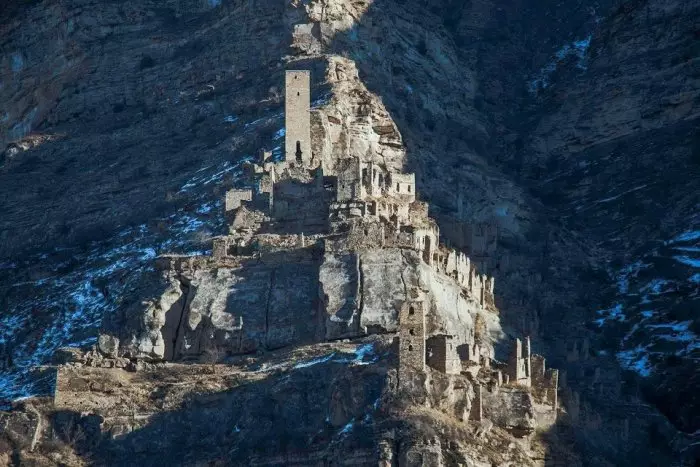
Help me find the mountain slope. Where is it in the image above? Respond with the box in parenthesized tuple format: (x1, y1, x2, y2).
(1, 0, 698, 465)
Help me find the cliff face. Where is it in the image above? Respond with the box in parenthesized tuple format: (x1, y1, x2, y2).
(1, 0, 698, 465)
(523, 0, 700, 435)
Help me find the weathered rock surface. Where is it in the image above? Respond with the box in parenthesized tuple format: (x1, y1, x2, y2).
(2, 341, 388, 466)
(482, 386, 536, 437)
(0, 0, 698, 465)
(319, 251, 361, 338)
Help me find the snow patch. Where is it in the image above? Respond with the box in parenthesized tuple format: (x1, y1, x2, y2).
(595, 184, 648, 204)
(351, 343, 378, 365)
(617, 346, 652, 377)
(672, 246, 700, 253)
(616, 261, 647, 294)
(294, 353, 335, 369)
(196, 202, 216, 214)
(670, 230, 700, 243)
(595, 303, 625, 327)
(528, 35, 591, 94)
(338, 420, 354, 435)
(311, 94, 332, 109)
(641, 279, 670, 295)
(179, 160, 248, 193)
(673, 256, 700, 268)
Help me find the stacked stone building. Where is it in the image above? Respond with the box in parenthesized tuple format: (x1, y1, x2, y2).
(209, 70, 558, 428)
(50, 69, 558, 446)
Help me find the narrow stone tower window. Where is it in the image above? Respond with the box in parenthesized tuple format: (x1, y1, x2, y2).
(408, 345, 414, 351)
(396, 183, 400, 192)
(295, 140, 303, 162)
(409, 306, 415, 316)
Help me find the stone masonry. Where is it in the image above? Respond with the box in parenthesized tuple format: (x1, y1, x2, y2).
(398, 297, 427, 390)
(285, 70, 312, 165)
(87, 69, 558, 439)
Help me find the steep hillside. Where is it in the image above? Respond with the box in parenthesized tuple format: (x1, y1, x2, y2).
(0, 0, 698, 465)
(521, 0, 700, 435)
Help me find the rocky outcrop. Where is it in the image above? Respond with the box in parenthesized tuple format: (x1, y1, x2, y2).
(0, 24, 562, 465)
(3, 341, 389, 466)
(482, 386, 536, 437)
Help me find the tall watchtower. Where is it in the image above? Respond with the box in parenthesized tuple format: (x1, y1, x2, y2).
(398, 299, 426, 390)
(285, 70, 311, 165)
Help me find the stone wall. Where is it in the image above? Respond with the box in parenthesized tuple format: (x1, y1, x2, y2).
(336, 157, 362, 202)
(507, 337, 531, 386)
(398, 299, 426, 389)
(225, 189, 253, 212)
(426, 334, 461, 375)
(285, 70, 312, 165)
(388, 173, 416, 203)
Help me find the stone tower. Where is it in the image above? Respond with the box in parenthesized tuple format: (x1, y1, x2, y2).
(398, 299, 426, 390)
(508, 337, 532, 386)
(285, 70, 312, 165)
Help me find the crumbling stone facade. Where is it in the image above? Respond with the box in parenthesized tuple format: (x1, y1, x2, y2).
(531, 354, 559, 410)
(426, 334, 461, 375)
(225, 188, 253, 212)
(508, 337, 532, 386)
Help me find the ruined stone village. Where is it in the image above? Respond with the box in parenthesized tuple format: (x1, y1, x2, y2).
(4, 70, 562, 465)
(210, 70, 559, 425)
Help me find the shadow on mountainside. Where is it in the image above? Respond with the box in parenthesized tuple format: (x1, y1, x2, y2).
(0, 0, 333, 402)
(45, 357, 387, 467)
(323, 0, 696, 465)
(99, 245, 327, 363)
(0, 0, 697, 464)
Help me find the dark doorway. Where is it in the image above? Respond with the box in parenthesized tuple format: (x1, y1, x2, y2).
(422, 235, 431, 264)
(295, 141, 303, 163)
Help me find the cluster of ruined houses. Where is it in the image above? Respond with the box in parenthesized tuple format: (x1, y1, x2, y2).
(398, 295, 558, 419)
(211, 70, 557, 415)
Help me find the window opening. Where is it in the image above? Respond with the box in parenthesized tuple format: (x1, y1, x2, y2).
(295, 141, 303, 162)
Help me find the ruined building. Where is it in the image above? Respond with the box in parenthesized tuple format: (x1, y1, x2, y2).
(37, 70, 560, 464)
(193, 69, 558, 428)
